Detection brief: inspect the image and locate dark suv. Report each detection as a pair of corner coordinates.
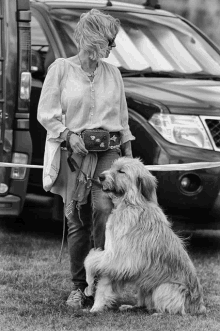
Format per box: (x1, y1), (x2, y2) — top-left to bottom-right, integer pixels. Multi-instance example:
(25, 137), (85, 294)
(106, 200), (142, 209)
(29, 0), (220, 227)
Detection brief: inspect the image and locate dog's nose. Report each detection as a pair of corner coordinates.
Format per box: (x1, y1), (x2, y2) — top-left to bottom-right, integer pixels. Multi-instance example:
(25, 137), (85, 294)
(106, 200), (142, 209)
(99, 174), (106, 182)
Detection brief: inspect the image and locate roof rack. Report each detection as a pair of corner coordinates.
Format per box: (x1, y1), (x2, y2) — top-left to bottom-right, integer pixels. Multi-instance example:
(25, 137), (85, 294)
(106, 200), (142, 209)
(143, 0), (161, 9)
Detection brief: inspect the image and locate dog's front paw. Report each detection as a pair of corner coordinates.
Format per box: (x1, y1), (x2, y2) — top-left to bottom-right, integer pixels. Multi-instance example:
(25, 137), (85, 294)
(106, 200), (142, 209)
(151, 312), (163, 316)
(119, 304), (135, 311)
(84, 286), (93, 297)
(90, 305), (106, 313)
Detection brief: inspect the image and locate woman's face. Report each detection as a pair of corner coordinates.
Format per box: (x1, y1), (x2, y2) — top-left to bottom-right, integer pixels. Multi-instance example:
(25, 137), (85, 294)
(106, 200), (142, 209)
(105, 36), (116, 58)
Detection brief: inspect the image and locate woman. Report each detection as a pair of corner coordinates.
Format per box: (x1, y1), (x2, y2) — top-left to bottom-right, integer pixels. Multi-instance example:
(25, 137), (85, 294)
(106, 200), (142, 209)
(37, 8), (135, 309)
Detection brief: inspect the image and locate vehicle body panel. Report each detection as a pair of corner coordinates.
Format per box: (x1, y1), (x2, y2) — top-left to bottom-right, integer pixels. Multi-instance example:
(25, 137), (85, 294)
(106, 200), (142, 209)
(124, 78), (220, 112)
(27, 0), (220, 225)
(0, 0), (32, 216)
(0, 0), (17, 200)
(0, 0), (215, 226)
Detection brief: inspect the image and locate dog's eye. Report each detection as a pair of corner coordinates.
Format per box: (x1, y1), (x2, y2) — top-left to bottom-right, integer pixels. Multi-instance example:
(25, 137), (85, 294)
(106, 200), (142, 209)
(118, 170), (125, 174)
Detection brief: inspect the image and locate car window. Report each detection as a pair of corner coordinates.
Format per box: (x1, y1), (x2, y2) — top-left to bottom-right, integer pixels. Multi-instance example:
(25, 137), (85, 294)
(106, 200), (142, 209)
(49, 9), (220, 75)
(31, 15), (48, 51)
(112, 20), (202, 72)
(31, 16), (53, 76)
(46, 9), (78, 58)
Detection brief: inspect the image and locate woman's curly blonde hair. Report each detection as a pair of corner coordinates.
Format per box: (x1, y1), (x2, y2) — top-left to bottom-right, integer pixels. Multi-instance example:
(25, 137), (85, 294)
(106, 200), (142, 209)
(74, 9), (120, 60)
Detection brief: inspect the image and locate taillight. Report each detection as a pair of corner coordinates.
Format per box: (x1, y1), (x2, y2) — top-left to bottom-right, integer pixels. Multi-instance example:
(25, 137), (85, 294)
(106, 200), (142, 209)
(20, 72), (31, 100)
(10, 153), (28, 180)
(0, 183), (8, 194)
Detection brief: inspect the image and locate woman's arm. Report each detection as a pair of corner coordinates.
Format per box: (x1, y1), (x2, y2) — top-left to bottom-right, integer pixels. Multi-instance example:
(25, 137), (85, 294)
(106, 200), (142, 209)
(37, 59), (67, 141)
(60, 129), (88, 156)
(117, 69), (135, 157)
(60, 128), (69, 140)
(121, 140), (133, 158)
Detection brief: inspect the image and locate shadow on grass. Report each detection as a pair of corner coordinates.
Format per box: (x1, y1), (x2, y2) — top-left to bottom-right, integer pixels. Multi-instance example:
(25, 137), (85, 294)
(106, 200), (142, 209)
(0, 211), (220, 330)
(178, 230), (220, 257)
(1, 205), (220, 255)
(0, 208), (64, 241)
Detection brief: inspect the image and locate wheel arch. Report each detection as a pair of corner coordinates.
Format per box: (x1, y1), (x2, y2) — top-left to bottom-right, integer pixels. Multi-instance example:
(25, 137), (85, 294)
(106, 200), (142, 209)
(128, 108), (161, 165)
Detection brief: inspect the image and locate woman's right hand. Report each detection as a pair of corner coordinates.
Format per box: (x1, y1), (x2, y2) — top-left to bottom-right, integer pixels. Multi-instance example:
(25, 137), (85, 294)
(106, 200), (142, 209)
(69, 133), (88, 156)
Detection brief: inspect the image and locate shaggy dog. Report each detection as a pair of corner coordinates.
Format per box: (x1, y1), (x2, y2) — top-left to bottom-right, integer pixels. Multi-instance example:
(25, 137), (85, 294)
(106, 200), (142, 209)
(84, 157), (206, 315)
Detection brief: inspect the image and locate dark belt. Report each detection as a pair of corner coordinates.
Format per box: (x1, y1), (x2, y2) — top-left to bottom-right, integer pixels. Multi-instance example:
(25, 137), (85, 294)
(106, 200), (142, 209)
(61, 131), (121, 150)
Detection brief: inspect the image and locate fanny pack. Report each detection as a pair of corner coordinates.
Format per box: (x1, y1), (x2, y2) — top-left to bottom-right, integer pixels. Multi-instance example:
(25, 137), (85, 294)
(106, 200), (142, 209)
(62, 129), (121, 172)
(62, 129), (121, 153)
(81, 129), (120, 152)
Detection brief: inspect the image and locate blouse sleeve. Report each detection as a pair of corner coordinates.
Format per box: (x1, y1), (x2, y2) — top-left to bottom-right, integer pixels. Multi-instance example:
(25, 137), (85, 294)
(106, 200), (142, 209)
(117, 69), (135, 144)
(37, 59), (67, 141)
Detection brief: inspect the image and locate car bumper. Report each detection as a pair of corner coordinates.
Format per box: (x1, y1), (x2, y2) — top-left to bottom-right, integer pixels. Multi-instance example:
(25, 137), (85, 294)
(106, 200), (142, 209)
(154, 144), (220, 221)
(0, 195), (21, 216)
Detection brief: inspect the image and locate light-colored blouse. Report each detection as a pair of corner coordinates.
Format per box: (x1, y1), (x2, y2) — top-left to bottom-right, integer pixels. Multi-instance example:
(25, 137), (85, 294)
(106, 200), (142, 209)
(37, 57), (135, 191)
(37, 57), (135, 144)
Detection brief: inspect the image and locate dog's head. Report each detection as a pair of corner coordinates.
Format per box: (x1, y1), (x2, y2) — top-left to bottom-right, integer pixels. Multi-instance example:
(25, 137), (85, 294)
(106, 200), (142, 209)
(99, 157), (158, 205)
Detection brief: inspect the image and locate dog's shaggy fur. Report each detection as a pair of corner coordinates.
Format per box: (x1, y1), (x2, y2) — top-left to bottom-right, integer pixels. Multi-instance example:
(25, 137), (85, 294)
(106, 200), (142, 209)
(84, 157), (206, 315)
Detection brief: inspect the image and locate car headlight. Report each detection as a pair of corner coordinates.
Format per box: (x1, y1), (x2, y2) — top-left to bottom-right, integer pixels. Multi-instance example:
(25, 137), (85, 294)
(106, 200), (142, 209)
(149, 114), (212, 150)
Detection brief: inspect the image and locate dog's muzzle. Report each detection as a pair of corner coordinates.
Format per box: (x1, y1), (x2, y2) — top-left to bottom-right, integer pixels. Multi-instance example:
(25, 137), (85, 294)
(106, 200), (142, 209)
(98, 173), (112, 192)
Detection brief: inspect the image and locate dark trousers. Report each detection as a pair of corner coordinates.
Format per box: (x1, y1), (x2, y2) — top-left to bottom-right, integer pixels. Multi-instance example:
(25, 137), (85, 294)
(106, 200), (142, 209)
(66, 149), (120, 291)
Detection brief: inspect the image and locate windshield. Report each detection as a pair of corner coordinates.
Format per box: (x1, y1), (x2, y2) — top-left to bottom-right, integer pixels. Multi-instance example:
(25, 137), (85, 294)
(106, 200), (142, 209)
(49, 9), (220, 75)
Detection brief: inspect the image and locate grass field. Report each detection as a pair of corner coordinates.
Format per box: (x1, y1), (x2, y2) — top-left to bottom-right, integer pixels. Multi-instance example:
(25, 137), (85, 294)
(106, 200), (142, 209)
(0, 217), (220, 331)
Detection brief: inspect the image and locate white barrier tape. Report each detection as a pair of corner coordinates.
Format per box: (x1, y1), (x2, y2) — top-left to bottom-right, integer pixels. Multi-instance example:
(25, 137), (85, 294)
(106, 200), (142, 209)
(144, 161), (220, 171)
(1, 161), (220, 171)
(0, 162), (43, 169)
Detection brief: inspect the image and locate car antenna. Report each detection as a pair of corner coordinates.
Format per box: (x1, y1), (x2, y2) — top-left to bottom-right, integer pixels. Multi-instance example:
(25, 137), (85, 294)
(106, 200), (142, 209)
(106, 0), (112, 6)
(143, 0), (161, 9)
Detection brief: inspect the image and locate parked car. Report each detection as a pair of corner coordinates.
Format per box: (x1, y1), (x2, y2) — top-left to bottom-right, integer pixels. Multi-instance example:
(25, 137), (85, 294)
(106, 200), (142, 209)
(1, 0), (220, 228)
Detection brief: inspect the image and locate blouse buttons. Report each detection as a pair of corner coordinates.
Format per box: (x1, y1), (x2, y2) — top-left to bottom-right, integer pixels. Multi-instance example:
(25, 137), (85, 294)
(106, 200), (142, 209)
(90, 82), (95, 120)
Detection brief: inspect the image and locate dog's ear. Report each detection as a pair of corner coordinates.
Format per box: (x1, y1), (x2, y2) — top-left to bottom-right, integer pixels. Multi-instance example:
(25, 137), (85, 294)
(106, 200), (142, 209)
(137, 173), (158, 204)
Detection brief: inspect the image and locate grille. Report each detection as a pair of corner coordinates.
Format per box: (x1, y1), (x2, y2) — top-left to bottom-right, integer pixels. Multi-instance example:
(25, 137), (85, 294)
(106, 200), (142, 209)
(205, 119), (220, 148)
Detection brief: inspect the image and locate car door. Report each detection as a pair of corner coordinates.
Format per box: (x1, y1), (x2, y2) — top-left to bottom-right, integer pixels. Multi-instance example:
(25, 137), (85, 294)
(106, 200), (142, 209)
(28, 14), (56, 193)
